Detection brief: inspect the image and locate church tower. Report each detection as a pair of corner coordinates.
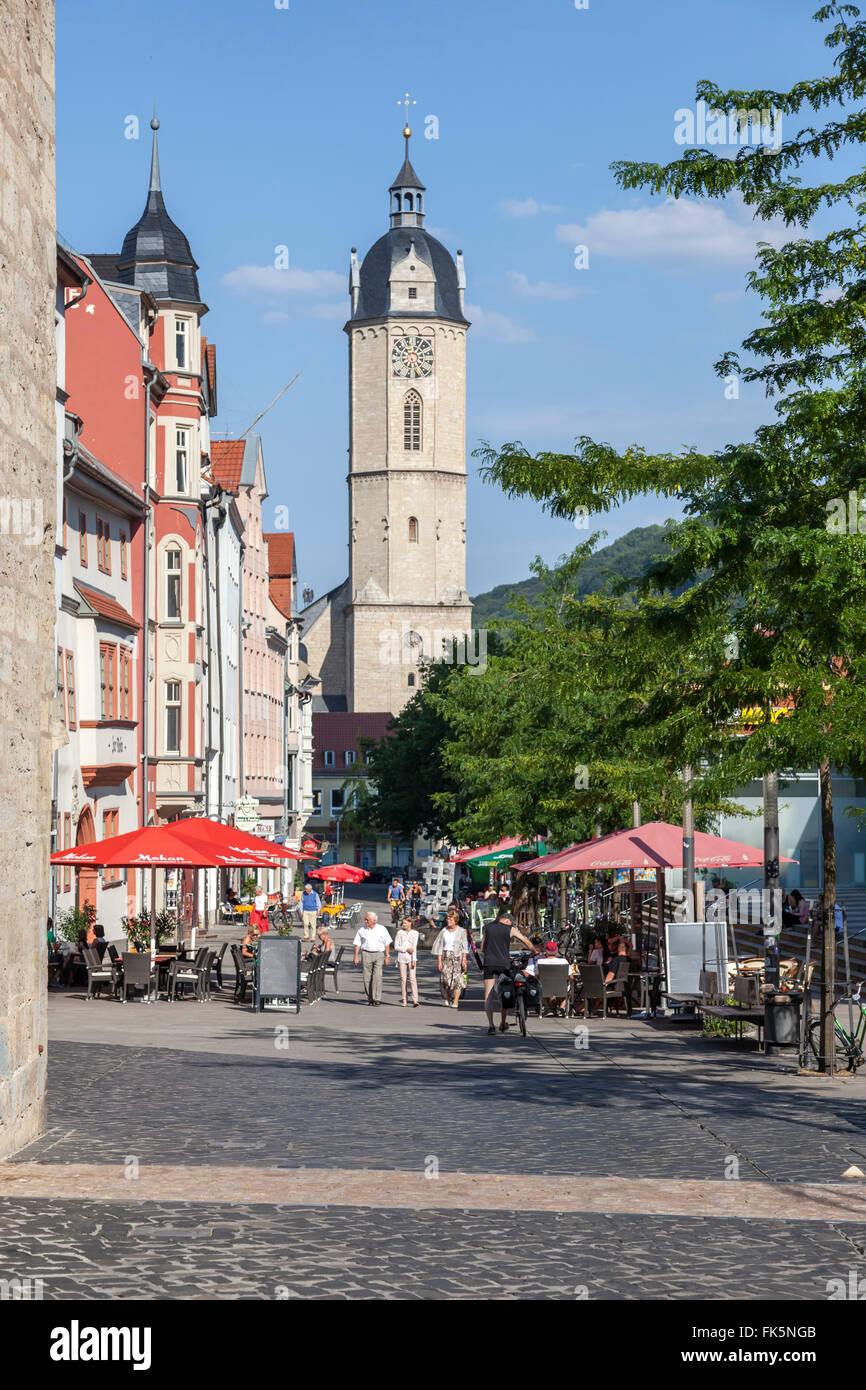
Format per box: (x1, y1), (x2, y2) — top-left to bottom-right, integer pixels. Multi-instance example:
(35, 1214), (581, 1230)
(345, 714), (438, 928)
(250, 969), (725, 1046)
(343, 123), (473, 713)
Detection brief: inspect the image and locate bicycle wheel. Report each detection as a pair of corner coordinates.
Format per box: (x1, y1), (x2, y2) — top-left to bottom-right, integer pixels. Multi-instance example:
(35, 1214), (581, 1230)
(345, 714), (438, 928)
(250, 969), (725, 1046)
(516, 992), (527, 1038)
(807, 1019), (859, 1070)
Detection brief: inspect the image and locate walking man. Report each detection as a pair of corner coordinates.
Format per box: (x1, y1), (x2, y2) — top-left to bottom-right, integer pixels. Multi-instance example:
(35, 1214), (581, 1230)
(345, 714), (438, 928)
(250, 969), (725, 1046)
(353, 911), (392, 1006)
(300, 881), (321, 941)
(482, 909), (536, 1035)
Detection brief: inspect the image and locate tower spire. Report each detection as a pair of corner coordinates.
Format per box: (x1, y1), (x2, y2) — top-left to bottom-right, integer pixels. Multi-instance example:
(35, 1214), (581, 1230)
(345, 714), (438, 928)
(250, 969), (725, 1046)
(149, 106), (161, 193)
(389, 98), (425, 230)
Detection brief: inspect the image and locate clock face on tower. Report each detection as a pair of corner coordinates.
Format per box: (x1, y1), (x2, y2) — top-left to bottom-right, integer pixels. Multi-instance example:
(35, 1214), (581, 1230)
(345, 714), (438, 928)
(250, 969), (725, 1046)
(391, 334), (433, 378)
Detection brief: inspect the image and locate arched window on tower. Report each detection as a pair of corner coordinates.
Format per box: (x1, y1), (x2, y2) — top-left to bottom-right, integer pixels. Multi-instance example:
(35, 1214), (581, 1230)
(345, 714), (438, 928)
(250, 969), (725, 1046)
(408, 516), (419, 544)
(405, 193), (413, 211)
(403, 390), (422, 451)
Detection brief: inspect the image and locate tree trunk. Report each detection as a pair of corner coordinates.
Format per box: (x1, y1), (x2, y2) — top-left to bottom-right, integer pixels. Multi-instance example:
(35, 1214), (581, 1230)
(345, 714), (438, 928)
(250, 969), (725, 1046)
(763, 771), (780, 990)
(819, 758), (836, 1075)
(682, 765), (695, 918)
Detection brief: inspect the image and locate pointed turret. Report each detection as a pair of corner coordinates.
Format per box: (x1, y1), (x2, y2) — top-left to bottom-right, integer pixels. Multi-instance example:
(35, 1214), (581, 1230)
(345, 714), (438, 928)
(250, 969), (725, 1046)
(389, 125), (426, 228)
(116, 113), (203, 305)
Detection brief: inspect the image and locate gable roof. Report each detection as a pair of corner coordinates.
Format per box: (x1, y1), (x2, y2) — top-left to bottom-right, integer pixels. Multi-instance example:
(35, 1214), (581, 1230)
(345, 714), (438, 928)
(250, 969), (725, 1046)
(210, 440), (245, 491)
(265, 531), (296, 619)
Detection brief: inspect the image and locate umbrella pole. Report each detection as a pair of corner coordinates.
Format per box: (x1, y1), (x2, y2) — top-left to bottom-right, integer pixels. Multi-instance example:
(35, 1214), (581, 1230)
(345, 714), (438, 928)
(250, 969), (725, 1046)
(149, 865), (156, 961)
(191, 869), (198, 953)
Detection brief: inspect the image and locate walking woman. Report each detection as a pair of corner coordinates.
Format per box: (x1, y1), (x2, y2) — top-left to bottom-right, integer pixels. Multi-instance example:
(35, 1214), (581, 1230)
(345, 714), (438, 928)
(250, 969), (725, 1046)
(432, 907), (468, 1008)
(394, 914), (420, 1007)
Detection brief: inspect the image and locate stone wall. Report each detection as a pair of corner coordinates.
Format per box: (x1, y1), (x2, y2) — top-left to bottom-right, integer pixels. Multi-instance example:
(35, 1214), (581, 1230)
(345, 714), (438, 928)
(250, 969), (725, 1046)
(0, 0), (55, 1159)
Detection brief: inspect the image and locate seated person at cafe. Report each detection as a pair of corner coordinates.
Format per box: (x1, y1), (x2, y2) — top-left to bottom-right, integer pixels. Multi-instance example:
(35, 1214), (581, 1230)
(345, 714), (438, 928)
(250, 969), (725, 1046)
(587, 933), (605, 965)
(92, 924), (110, 959)
(603, 933), (621, 975)
(241, 926), (259, 960)
(61, 930), (87, 986)
(226, 885), (240, 907)
(306, 923), (334, 961)
(540, 940), (569, 1017)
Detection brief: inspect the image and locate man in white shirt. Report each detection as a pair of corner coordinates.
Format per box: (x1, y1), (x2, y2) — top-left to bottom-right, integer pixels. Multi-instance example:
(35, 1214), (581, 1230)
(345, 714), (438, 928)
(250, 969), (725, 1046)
(353, 911), (392, 1006)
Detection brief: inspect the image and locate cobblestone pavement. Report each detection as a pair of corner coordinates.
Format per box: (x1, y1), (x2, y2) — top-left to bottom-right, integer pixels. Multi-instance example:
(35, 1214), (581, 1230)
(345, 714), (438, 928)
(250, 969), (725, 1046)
(4, 922), (866, 1299)
(1, 1199), (865, 1300)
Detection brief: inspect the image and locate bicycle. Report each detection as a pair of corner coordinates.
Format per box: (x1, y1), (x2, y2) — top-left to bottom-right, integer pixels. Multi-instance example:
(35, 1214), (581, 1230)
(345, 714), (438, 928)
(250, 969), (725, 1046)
(806, 982), (866, 1072)
(496, 951), (541, 1037)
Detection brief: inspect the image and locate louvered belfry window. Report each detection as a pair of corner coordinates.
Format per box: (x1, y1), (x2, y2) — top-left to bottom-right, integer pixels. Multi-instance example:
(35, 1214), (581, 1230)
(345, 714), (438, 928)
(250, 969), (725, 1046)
(403, 390), (421, 450)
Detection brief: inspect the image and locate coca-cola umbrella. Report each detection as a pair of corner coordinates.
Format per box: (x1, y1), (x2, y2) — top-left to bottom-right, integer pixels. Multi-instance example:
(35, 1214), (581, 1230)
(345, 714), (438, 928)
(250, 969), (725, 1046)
(51, 818), (295, 958)
(514, 821), (796, 935)
(515, 822), (796, 873)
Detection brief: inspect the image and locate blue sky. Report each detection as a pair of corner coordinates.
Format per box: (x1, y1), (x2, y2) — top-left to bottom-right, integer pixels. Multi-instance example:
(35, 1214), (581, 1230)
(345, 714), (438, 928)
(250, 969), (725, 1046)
(57, 0), (847, 599)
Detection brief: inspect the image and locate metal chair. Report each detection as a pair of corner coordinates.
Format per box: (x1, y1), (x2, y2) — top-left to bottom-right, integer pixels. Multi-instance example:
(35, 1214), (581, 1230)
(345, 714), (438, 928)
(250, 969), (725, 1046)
(324, 944), (346, 993)
(536, 961), (570, 1016)
(300, 948), (326, 1004)
(210, 941), (229, 991)
(120, 952), (156, 1004)
(230, 944), (255, 1003)
(576, 960), (628, 1018)
(167, 946), (209, 1002)
(82, 945), (119, 1000)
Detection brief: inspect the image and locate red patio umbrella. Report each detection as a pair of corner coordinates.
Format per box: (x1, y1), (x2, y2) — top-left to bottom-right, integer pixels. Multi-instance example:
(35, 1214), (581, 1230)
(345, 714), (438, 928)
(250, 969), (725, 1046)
(51, 818), (297, 957)
(307, 864), (369, 882)
(514, 822), (795, 873)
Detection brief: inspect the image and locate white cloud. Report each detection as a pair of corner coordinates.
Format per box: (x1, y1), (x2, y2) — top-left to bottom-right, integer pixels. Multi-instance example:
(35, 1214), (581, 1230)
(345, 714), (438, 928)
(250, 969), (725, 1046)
(506, 270), (583, 301)
(555, 198), (789, 265)
(500, 197), (562, 219)
(465, 302), (535, 344)
(222, 264), (345, 294)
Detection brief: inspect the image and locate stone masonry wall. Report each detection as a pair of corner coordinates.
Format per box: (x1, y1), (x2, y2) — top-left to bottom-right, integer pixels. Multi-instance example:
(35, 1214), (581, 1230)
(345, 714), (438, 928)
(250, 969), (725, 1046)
(0, 0), (55, 1158)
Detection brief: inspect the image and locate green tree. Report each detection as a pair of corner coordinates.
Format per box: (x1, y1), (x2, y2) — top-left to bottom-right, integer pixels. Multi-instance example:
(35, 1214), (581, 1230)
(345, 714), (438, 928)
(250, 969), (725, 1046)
(477, 2), (866, 1068)
(430, 543), (743, 850)
(345, 662), (470, 842)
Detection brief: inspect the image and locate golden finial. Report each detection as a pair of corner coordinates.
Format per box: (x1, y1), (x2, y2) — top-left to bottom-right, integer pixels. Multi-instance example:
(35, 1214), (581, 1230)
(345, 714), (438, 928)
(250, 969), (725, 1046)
(398, 91), (416, 144)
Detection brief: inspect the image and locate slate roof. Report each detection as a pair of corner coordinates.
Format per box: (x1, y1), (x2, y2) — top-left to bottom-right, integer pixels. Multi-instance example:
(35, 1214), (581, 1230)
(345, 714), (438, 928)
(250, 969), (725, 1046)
(86, 254), (121, 283)
(115, 184), (202, 303)
(389, 156), (425, 192)
(351, 227), (467, 325)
